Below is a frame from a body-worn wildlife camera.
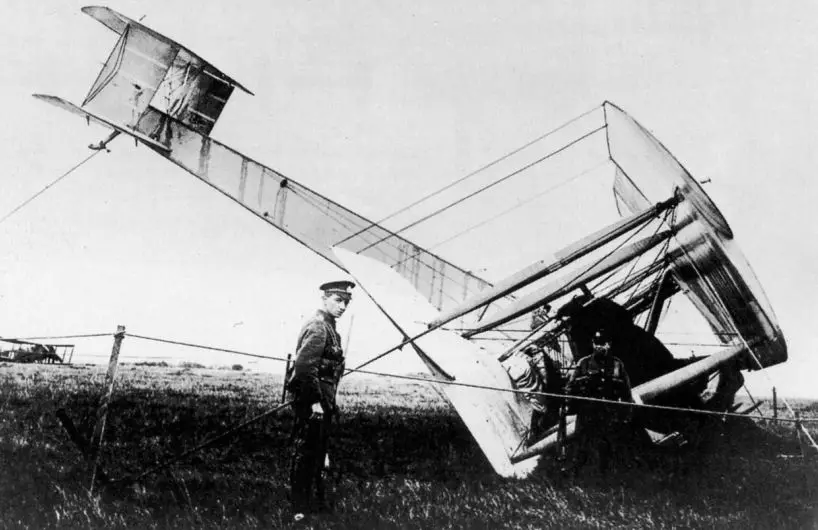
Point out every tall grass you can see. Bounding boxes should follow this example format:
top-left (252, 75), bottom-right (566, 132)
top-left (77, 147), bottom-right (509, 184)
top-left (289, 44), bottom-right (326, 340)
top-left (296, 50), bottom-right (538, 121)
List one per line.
top-left (0, 363), bottom-right (816, 529)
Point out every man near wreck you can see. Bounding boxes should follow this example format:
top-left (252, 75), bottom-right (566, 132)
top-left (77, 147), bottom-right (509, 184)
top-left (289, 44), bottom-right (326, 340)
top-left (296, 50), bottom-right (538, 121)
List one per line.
top-left (285, 280), bottom-right (354, 521)
top-left (564, 328), bottom-right (634, 475)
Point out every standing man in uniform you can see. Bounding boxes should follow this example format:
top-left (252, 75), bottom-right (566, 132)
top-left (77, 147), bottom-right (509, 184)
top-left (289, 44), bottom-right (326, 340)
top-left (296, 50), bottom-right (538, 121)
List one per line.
top-left (564, 328), bottom-right (634, 476)
top-left (286, 280), bottom-right (355, 522)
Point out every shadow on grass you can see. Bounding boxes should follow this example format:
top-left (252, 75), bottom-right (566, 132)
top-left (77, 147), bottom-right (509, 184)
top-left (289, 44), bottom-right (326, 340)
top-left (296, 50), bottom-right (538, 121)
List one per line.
top-left (1, 369), bottom-right (816, 529)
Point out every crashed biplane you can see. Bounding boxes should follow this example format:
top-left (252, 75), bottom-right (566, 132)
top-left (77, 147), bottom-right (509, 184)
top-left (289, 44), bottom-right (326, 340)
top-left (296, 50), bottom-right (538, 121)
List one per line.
top-left (36, 6), bottom-right (787, 478)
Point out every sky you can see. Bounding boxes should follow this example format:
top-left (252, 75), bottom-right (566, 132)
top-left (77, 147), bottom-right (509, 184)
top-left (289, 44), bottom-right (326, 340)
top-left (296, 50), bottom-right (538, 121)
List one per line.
top-left (0, 1), bottom-right (816, 397)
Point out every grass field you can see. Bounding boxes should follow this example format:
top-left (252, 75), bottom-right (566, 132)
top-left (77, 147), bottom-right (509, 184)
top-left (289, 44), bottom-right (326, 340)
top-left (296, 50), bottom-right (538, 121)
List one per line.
top-left (0, 362), bottom-right (816, 529)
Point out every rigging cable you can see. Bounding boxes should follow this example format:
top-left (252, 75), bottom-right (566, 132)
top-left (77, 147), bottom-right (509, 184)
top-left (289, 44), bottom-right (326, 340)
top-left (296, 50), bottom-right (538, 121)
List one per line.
top-left (338, 103), bottom-right (603, 246)
top-left (0, 150), bottom-right (103, 228)
top-left (482, 209), bottom-right (674, 361)
top-left (424, 159), bottom-right (610, 252)
top-left (585, 205), bottom-right (675, 322)
top-left (359, 124), bottom-right (608, 252)
top-left (290, 185), bottom-right (490, 309)
top-left (93, 327), bottom-right (817, 485)
top-left (292, 189), bottom-right (471, 311)
top-left (117, 332), bottom-right (818, 423)
top-left (120, 331), bottom-right (818, 427)
top-left (387, 159), bottom-right (611, 273)
top-left (629, 221), bottom-right (674, 328)
top-left (287, 109), bottom-right (612, 310)
top-left (458, 204), bottom-right (664, 339)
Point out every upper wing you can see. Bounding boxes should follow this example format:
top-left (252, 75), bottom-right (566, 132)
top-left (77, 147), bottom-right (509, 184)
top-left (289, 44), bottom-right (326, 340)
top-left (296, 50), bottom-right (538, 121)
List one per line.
top-left (604, 101), bottom-right (786, 368)
top-left (82, 6), bottom-right (253, 96)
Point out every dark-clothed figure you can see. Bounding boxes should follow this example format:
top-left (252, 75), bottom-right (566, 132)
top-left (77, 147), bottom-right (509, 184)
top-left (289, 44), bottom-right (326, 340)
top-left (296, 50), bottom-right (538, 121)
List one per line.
top-left (286, 280), bottom-right (354, 521)
top-left (505, 345), bottom-right (563, 443)
top-left (525, 305), bottom-right (564, 441)
top-left (565, 329), bottom-right (633, 475)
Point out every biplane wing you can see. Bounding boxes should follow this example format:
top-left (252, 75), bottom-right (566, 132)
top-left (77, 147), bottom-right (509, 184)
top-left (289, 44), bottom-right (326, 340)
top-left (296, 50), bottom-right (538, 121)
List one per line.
top-left (426, 103), bottom-right (785, 370)
top-left (34, 6), bottom-right (790, 474)
top-left (35, 7), bottom-right (503, 332)
top-left (334, 247), bottom-right (538, 478)
top-left (32, 94), bottom-right (169, 152)
top-left (80, 5), bottom-right (250, 137)
top-left (603, 102), bottom-right (786, 368)
top-left (82, 6), bottom-right (253, 97)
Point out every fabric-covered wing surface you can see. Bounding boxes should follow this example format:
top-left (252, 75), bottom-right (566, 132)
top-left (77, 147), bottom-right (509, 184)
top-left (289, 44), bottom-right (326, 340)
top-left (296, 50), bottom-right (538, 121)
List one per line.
top-left (334, 247), bottom-right (538, 478)
top-left (129, 108), bottom-right (498, 320)
top-left (82, 6), bottom-right (253, 95)
top-left (82, 9), bottom-right (238, 138)
top-left (82, 23), bottom-right (177, 128)
top-left (37, 6), bottom-right (502, 327)
top-left (604, 101), bottom-right (786, 368)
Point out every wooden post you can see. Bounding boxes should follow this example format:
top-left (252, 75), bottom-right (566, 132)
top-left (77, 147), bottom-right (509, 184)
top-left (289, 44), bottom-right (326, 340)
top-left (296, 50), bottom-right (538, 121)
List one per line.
top-left (281, 353), bottom-right (292, 404)
top-left (795, 412), bottom-right (818, 458)
top-left (772, 387), bottom-right (778, 423)
top-left (793, 410), bottom-right (801, 448)
top-left (88, 325), bottom-right (125, 493)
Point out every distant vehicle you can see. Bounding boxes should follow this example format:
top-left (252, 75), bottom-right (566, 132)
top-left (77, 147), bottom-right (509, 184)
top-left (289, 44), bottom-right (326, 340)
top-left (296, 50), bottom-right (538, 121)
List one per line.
top-left (0, 339), bottom-right (74, 364)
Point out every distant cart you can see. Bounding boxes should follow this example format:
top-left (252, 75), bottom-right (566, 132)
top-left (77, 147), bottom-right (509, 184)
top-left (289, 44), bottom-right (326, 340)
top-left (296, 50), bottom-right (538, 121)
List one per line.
top-left (0, 338), bottom-right (74, 364)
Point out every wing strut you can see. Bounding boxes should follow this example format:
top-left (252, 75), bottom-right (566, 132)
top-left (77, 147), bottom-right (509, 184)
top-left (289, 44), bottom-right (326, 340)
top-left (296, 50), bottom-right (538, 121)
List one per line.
top-left (464, 230), bottom-right (675, 337)
top-left (496, 257), bottom-right (671, 363)
top-left (427, 196), bottom-right (678, 329)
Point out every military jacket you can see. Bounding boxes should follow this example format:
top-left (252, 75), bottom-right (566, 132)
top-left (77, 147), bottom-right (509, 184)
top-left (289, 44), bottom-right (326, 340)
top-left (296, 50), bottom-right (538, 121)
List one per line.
top-left (566, 353), bottom-right (632, 405)
top-left (288, 310), bottom-right (345, 407)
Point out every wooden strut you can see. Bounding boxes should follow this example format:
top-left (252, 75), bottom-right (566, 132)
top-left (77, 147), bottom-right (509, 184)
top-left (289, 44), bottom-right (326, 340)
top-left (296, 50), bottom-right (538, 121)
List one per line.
top-left (428, 195), bottom-right (679, 329)
top-left (464, 229), bottom-right (675, 338)
top-left (645, 268), bottom-right (672, 335)
top-left (496, 258), bottom-right (670, 362)
top-left (88, 325), bottom-right (126, 494)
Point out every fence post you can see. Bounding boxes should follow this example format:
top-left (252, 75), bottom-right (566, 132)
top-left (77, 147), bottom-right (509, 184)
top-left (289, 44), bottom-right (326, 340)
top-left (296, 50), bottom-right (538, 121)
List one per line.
top-left (795, 412), bottom-right (818, 458)
top-left (772, 387), bottom-right (778, 423)
top-left (281, 353), bottom-right (292, 404)
top-left (88, 325), bottom-right (126, 493)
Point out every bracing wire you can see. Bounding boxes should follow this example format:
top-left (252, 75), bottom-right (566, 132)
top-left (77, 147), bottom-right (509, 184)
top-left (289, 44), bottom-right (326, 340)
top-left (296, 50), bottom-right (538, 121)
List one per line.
top-left (108, 327), bottom-right (815, 485)
top-left (118, 331), bottom-right (818, 425)
top-left (0, 150), bottom-right (103, 228)
top-left (338, 104), bottom-right (604, 246)
top-left (425, 160), bottom-right (610, 252)
top-left (387, 159), bottom-right (611, 272)
top-left (587, 206), bottom-right (674, 315)
top-left (458, 204), bottom-right (665, 338)
top-left (282, 109), bottom-right (611, 314)
top-left (360, 125), bottom-right (608, 252)
top-left (290, 185), bottom-right (490, 309)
